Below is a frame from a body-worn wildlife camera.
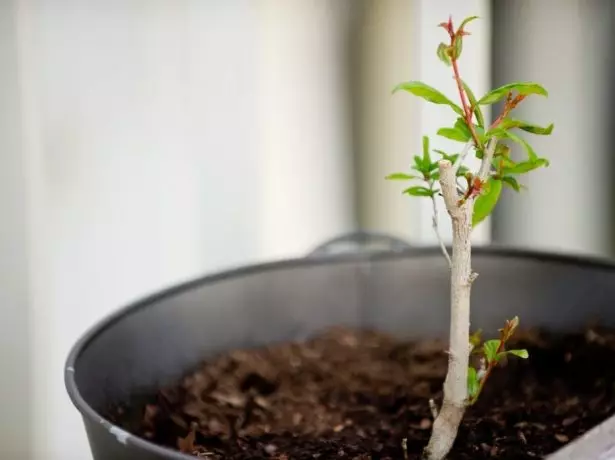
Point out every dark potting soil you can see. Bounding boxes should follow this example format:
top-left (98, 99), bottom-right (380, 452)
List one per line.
top-left (109, 326), bottom-right (615, 459)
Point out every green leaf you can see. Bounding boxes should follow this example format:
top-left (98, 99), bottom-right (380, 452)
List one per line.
top-left (502, 158), bottom-right (548, 175)
top-left (494, 143), bottom-right (511, 158)
top-left (457, 165), bottom-right (470, 176)
top-left (437, 127), bottom-right (471, 143)
top-left (462, 80), bottom-right (485, 128)
top-left (433, 149), bottom-right (458, 163)
top-left (507, 349), bottom-right (529, 359)
top-left (483, 339), bottom-right (501, 363)
top-left (454, 118), bottom-right (473, 139)
top-left (437, 43), bottom-right (451, 66)
top-left (393, 81), bottom-right (464, 116)
top-left (502, 176), bottom-right (522, 192)
top-left (497, 349), bottom-right (529, 361)
top-left (467, 366), bottom-right (479, 399)
top-left (452, 35), bottom-right (463, 60)
top-left (472, 178), bottom-right (502, 227)
top-left (413, 155), bottom-right (428, 174)
top-left (385, 173), bottom-right (420, 181)
top-left (422, 136), bottom-right (431, 165)
top-left (403, 186), bottom-right (434, 197)
top-left (495, 119), bottom-right (554, 136)
top-left (470, 329), bottom-right (483, 348)
top-left (499, 130), bottom-right (546, 164)
top-left (477, 82), bottom-right (549, 106)
top-left (458, 15), bottom-right (479, 31)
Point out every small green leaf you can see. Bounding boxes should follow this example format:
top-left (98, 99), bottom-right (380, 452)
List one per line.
top-left (507, 349), bottom-right (529, 359)
top-left (472, 178), bottom-right (502, 227)
top-left (452, 35), bottom-right (463, 60)
top-left (458, 15), bottom-right (479, 31)
top-left (520, 122), bottom-right (554, 136)
top-left (502, 176), bottom-right (522, 192)
top-left (457, 165), bottom-right (470, 176)
top-left (502, 159), bottom-right (548, 175)
top-left (413, 155), bottom-right (429, 174)
top-left (477, 82), bottom-right (548, 106)
top-left (433, 149), bottom-right (459, 164)
top-left (494, 143), bottom-right (511, 158)
top-left (403, 186), bottom-right (434, 197)
top-left (437, 127), bottom-right (471, 143)
top-left (500, 130), bottom-right (545, 163)
top-left (495, 119), bottom-right (554, 136)
top-left (470, 329), bottom-right (483, 348)
top-left (393, 81), bottom-right (464, 116)
top-left (422, 136), bottom-right (431, 165)
top-left (483, 339), bottom-right (501, 363)
top-left (385, 173), bottom-right (420, 181)
top-left (437, 43), bottom-right (451, 66)
top-left (462, 80), bottom-right (485, 128)
top-left (454, 118), bottom-right (473, 140)
top-left (467, 366), bottom-right (479, 399)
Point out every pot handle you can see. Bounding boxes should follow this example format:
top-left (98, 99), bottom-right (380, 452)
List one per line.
top-left (307, 231), bottom-right (412, 258)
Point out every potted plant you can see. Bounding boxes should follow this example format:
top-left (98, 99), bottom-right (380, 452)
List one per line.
top-left (66, 14), bottom-right (615, 460)
top-left (384, 14), bottom-right (553, 459)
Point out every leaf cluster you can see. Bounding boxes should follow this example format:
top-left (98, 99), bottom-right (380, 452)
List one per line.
top-left (386, 15), bottom-right (554, 226)
top-left (467, 316), bottom-right (528, 405)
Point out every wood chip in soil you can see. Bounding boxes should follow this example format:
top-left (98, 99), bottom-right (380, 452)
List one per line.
top-left (108, 326), bottom-right (615, 459)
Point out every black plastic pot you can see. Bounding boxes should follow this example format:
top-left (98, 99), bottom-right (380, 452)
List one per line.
top-left (65, 233), bottom-right (615, 460)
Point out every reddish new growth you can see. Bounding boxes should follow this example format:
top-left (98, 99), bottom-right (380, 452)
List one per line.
top-left (467, 317), bottom-right (527, 405)
top-left (491, 92), bottom-right (527, 128)
top-left (439, 16), bottom-right (482, 149)
top-left (441, 15), bottom-right (528, 155)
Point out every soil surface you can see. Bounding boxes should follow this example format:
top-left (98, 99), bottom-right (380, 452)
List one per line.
top-left (109, 326), bottom-right (615, 459)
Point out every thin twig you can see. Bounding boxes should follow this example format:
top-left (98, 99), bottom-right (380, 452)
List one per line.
top-left (430, 192), bottom-right (452, 268)
top-left (452, 139), bottom-right (475, 174)
top-left (477, 137), bottom-right (498, 181)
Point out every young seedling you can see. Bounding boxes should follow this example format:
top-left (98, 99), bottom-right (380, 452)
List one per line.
top-left (386, 15), bottom-right (553, 460)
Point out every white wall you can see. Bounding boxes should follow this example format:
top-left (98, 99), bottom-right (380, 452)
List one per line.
top-left (10, 1), bottom-right (353, 459)
top-left (0, 1), bottom-right (31, 458)
top-left (353, 0), bottom-right (422, 240)
top-left (492, 0), bottom-right (612, 256)
top-left (256, 0), bottom-right (356, 259)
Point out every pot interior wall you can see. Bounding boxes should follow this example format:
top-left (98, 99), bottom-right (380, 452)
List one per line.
top-left (73, 250), bottom-right (615, 414)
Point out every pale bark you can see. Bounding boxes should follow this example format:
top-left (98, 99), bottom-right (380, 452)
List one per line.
top-left (423, 138), bottom-right (499, 459)
top-left (423, 159), bottom-right (475, 460)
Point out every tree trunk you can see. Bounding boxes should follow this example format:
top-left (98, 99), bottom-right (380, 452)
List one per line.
top-left (423, 161), bottom-right (474, 460)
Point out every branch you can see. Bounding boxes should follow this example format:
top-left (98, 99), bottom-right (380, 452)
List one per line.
top-left (451, 60), bottom-right (481, 149)
top-left (438, 160), bottom-right (460, 217)
top-left (477, 137), bottom-right (498, 181)
top-left (452, 139), bottom-right (474, 174)
top-left (427, 159), bottom-right (474, 460)
top-left (430, 193), bottom-right (452, 268)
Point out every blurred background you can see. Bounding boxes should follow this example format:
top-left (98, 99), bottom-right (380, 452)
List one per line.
top-left (1, 0), bottom-right (613, 458)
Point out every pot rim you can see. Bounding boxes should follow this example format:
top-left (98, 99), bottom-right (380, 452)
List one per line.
top-left (64, 244), bottom-right (615, 459)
